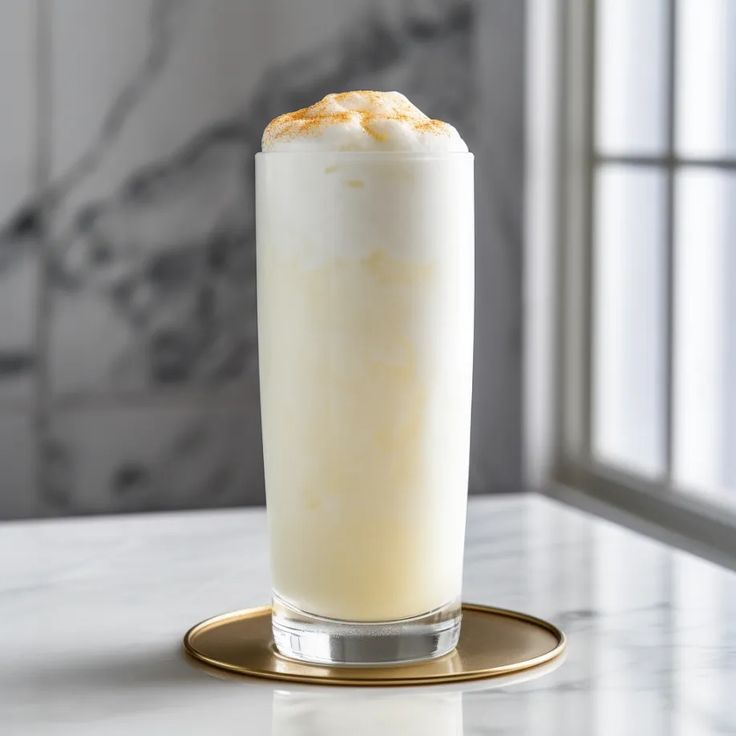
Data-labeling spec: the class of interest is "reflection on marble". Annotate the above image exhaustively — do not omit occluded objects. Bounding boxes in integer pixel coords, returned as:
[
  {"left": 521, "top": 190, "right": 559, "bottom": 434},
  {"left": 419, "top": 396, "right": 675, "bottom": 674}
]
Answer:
[
  {"left": 3, "top": 495, "right": 735, "bottom": 734},
  {"left": 267, "top": 658, "right": 567, "bottom": 736},
  {"left": 272, "top": 688, "right": 464, "bottom": 736}
]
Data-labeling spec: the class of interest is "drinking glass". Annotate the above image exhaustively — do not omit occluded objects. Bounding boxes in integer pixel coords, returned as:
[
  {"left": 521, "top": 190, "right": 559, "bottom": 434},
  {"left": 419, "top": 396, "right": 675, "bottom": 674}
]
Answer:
[{"left": 256, "top": 151, "right": 474, "bottom": 665}]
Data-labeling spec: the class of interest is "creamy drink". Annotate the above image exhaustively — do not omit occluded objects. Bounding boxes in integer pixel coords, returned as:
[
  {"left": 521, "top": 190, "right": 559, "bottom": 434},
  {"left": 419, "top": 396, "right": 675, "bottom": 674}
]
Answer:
[{"left": 256, "top": 91, "right": 474, "bottom": 664}]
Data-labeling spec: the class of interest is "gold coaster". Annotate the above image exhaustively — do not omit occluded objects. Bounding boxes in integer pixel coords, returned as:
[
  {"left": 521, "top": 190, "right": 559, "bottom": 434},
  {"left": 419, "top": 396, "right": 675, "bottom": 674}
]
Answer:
[{"left": 183, "top": 603, "right": 566, "bottom": 686}]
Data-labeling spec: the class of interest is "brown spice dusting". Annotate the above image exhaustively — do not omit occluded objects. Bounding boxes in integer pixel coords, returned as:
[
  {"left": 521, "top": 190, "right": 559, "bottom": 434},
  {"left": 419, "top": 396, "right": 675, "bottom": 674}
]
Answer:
[
  {"left": 415, "top": 118, "right": 452, "bottom": 135},
  {"left": 262, "top": 91, "right": 455, "bottom": 148},
  {"left": 360, "top": 119, "right": 387, "bottom": 142}
]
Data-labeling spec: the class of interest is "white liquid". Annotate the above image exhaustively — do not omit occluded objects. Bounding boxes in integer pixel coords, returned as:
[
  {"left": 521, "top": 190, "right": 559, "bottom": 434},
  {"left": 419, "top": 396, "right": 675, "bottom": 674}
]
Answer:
[{"left": 256, "top": 152, "right": 474, "bottom": 621}]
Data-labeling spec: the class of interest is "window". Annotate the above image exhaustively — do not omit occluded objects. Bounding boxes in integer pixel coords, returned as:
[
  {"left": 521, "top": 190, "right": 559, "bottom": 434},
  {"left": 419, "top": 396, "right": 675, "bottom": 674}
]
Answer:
[{"left": 550, "top": 0, "right": 736, "bottom": 557}]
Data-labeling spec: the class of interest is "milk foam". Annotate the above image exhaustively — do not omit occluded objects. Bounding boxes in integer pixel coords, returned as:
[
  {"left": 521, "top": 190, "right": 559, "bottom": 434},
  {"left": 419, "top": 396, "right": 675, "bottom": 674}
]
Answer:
[{"left": 262, "top": 91, "right": 468, "bottom": 153}]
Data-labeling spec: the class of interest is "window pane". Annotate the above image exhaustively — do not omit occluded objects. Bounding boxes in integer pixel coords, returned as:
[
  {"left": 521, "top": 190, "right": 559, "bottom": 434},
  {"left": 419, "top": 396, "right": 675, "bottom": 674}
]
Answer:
[
  {"left": 595, "top": 0, "right": 669, "bottom": 155},
  {"left": 674, "top": 170, "right": 736, "bottom": 502},
  {"left": 676, "top": 0, "right": 736, "bottom": 158},
  {"left": 593, "top": 166, "right": 667, "bottom": 477}
]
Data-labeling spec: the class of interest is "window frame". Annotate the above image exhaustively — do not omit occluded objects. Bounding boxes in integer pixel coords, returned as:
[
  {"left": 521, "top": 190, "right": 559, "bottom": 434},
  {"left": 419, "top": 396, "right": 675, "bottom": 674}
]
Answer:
[{"left": 540, "top": 0, "right": 736, "bottom": 566}]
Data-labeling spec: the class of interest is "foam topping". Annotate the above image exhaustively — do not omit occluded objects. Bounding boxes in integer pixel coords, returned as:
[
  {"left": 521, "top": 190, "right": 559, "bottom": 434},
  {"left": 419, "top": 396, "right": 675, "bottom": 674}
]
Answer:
[{"left": 261, "top": 91, "right": 468, "bottom": 152}]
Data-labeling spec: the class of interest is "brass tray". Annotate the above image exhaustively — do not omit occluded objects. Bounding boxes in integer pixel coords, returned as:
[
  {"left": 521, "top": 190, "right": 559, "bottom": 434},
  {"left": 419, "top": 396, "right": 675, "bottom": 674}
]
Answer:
[{"left": 184, "top": 603, "right": 566, "bottom": 686}]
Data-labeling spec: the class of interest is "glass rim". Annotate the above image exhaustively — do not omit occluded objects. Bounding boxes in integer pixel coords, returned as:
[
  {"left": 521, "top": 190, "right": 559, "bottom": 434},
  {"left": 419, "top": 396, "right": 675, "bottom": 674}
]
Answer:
[{"left": 255, "top": 150, "right": 474, "bottom": 160}]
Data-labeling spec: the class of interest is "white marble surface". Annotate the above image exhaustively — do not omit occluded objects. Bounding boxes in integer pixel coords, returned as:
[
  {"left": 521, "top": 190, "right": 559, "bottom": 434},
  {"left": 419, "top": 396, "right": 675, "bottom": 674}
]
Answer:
[{"left": 3, "top": 494, "right": 735, "bottom": 735}]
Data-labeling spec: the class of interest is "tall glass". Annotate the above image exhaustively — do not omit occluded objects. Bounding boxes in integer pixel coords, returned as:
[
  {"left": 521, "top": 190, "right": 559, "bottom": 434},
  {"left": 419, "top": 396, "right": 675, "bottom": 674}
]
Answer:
[{"left": 256, "top": 151, "right": 474, "bottom": 665}]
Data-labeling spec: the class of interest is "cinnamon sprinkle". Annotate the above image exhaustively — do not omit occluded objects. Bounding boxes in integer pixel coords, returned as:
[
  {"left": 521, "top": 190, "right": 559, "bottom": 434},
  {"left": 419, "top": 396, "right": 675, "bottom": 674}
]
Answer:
[{"left": 262, "top": 91, "right": 454, "bottom": 148}]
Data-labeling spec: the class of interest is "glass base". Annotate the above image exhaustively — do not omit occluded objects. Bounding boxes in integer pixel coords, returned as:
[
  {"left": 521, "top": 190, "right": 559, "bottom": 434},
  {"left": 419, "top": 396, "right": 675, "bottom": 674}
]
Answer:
[{"left": 271, "top": 594, "right": 462, "bottom": 666}]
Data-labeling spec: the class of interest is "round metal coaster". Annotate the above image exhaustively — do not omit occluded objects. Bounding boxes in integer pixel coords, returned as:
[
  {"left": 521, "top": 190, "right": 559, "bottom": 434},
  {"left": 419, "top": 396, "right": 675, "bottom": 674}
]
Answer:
[{"left": 183, "top": 603, "right": 566, "bottom": 686}]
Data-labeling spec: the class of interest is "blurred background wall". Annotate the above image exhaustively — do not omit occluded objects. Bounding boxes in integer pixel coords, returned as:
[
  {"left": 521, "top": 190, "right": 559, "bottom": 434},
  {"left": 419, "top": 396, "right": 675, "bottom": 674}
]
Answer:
[{"left": 0, "top": 0, "right": 525, "bottom": 518}]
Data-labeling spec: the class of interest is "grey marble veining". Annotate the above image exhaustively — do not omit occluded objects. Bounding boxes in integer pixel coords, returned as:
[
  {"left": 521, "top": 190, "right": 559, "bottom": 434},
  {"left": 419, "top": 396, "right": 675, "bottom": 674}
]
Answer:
[
  {"left": 46, "top": 0, "right": 478, "bottom": 391},
  {"left": 40, "top": 389, "right": 264, "bottom": 516},
  {"left": 0, "top": 413, "right": 35, "bottom": 517},
  {"left": 3, "top": 494, "right": 735, "bottom": 734},
  {"left": 0, "top": 0, "right": 38, "bottom": 404},
  {"left": 0, "top": 0, "right": 524, "bottom": 517}
]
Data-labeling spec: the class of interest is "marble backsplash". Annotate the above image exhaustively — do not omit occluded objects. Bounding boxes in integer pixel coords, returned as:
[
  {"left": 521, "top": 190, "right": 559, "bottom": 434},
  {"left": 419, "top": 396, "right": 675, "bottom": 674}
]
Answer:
[{"left": 0, "top": 0, "right": 525, "bottom": 518}]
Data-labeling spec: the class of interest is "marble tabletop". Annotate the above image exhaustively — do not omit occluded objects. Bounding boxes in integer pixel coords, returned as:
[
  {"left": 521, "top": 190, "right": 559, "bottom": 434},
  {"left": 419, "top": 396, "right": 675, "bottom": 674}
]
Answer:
[{"left": 3, "top": 494, "right": 735, "bottom": 735}]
